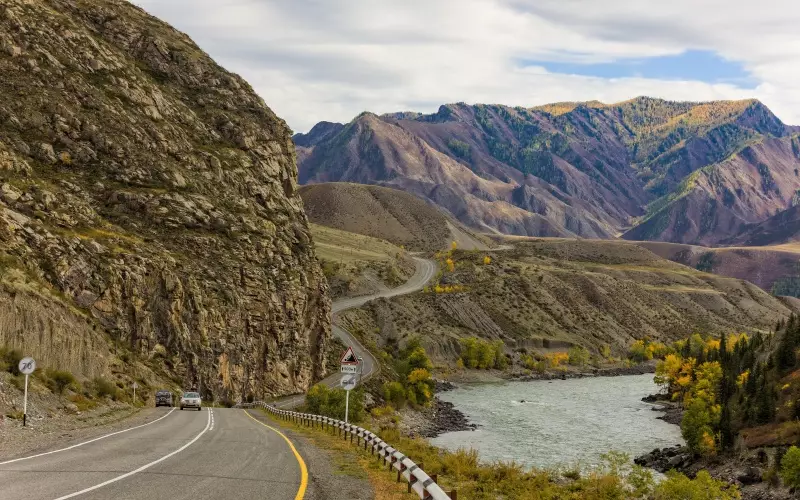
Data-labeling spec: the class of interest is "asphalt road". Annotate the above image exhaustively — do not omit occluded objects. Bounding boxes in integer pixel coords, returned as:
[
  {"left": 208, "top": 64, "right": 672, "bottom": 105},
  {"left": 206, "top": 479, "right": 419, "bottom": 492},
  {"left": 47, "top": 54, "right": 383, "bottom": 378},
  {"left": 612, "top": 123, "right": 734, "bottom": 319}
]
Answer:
[
  {"left": 275, "top": 256, "right": 438, "bottom": 409},
  {"left": 0, "top": 408, "right": 306, "bottom": 500}
]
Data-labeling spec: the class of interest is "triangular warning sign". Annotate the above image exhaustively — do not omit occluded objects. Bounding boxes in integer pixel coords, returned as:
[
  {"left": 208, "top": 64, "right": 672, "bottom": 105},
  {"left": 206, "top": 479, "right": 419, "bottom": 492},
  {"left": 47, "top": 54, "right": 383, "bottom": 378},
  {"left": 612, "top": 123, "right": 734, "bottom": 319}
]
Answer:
[{"left": 340, "top": 347, "right": 359, "bottom": 365}]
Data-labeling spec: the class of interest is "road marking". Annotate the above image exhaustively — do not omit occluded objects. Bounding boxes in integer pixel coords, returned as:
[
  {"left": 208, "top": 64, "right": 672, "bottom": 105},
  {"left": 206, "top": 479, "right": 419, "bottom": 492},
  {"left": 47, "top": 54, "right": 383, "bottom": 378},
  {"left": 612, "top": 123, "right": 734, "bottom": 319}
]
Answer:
[
  {"left": 51, "top": 408, "right": 212, "bottom": 500},
  {"left": 244, "top": 409, "right": 308, "bottom": 500},
  {"left": 209, "top": 408, "right": 215, "bottom": 431},
  {"left": 0, "top": 408, "right": 177, "bottom": 466}
]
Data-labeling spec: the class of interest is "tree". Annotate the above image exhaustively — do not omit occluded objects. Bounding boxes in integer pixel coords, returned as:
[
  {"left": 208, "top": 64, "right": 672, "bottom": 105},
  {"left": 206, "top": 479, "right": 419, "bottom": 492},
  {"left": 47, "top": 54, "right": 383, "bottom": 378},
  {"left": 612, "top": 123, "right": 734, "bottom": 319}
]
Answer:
[
  {"left": 781, "top": 446, "right": 800, "bottom": 489},
  {"left": 483, "top": 256, "right": 492, "bottom": 265},
  {"left": 567, "top": 346, "right": 590, "bottom": 366},
  {"left": 383, "top": 381, "right": 406, "bottom": 408},
  {"left": 407, "top": 368, "right": 434, "bottom": 406}
]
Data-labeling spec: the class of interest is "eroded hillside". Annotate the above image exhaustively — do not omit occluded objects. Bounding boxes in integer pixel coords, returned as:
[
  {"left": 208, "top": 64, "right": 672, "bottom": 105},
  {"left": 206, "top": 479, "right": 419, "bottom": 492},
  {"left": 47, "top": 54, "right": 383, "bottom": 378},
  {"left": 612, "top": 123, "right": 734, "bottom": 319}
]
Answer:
[
  {"left": 339, "top": 240, "right": 798, "bottom": 363},
  {"left": 0, "top": 0, "right": 329, "bottom": 401}
]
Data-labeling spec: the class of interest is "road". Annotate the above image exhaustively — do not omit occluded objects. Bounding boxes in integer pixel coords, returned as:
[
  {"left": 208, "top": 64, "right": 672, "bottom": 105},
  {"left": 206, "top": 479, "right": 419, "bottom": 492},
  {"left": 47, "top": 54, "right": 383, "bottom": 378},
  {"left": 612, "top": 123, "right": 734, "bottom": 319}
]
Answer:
[
  {"left": 0, "top": 408, "right": 306, "bottom": 500},
  {"left": 275, "top": 256, "right": 437, "bottom": 409}
]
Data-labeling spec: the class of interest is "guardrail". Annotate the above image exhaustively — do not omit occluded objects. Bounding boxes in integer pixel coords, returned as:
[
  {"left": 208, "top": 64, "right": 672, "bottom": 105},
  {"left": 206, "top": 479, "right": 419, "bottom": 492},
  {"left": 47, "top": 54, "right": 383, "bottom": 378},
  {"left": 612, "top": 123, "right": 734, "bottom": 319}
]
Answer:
[{"left": 240, "top": 401, "right": 457, "bottom": 500}]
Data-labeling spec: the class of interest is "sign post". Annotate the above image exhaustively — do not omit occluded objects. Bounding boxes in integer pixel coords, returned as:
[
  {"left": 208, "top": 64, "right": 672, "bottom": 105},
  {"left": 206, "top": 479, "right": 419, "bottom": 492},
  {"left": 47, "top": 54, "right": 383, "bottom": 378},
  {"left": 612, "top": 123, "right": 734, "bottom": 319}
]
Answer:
[
  {"left": 18, "top": 357, "right": 36, "bottom": 427},
  {"left": 341, "top": 375, "right": 357, "bottom": 423},
  {"left": 339, "top": 347, "right": 360, "bottom": 423}
]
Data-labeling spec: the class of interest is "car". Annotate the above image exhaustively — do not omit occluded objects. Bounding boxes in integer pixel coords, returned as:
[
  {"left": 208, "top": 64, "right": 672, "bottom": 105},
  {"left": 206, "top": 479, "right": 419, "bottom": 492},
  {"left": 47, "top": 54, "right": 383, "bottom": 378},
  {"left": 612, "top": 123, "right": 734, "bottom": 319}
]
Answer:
[
  {"left": 180, "top": 392, "right": 202, "bottom": 411},
  {"left": 155, "top": 390, "right": 173, "bottom": 407}
]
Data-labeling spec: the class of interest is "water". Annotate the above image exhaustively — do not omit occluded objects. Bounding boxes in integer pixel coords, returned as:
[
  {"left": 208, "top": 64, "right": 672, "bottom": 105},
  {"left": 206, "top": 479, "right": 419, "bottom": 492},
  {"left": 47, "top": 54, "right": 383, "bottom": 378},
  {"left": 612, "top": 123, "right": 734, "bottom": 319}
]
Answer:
[{"left": 430, "top": 374, "right": 683, "bottom": 470}]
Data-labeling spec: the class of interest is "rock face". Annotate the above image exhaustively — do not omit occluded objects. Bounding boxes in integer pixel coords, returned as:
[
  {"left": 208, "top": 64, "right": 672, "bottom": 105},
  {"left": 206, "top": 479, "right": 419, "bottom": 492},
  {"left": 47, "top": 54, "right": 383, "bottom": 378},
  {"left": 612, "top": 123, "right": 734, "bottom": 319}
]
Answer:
[
  {"left": 0, "top": 0, "right": 330, "bottom": 400},
  {"left": 297, "top": 98, "right": 800, "bottom": 244}
]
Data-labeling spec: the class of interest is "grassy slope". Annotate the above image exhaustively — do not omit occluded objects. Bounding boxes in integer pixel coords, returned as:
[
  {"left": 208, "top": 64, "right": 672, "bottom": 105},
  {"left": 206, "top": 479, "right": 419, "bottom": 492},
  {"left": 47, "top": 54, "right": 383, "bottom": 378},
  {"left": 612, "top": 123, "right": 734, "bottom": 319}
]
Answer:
[
  {"left": 309, "top": 223, "right": 415, "bottom": 299},
  {"left": 339, "top": 238, "right": 798, "bottom": 366}
]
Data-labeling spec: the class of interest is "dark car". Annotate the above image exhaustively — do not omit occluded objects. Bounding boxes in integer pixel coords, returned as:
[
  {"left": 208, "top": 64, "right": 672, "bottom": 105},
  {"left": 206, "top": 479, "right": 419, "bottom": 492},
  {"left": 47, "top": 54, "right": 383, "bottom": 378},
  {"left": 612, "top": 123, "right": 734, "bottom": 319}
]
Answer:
[{"left": 155, "top": 390, "right": 173, "bottom": 407}]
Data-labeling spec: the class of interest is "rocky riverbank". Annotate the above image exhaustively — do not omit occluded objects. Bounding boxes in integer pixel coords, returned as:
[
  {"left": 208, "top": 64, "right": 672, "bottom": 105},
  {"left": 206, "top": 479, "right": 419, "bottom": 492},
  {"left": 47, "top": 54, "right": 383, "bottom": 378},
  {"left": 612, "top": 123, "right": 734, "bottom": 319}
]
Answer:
[
  {"left": 511, "top": 362, "right": 656, "bottom": 382},
  {"left": 399, "top": 380, "right": 476, "bottom": 438}
]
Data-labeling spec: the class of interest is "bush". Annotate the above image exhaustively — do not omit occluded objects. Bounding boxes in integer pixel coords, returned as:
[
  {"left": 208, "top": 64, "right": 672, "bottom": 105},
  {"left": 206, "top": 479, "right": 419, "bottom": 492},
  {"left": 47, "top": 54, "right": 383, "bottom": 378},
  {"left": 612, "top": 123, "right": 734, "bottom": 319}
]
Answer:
[
  {"left": 383, "top": 381, "right": 406, "bottom": 408},
  {"left": 93, "top": 377, "right": 118, "bottom": 399},
  {"left": 781, "top": 446, "right": 800, "bottom": 489},
  {"left": 460, "top": 337, "right": 508, "bottom": 370},
  {"left": 654, "top": 470, "right": 739, "bottom": 499},
  {"left": 47, "top": 369, "right": 78, "bottom": 394},
  {"left": 1, "top": 346, "right": 24, "bottom": 375},
  {"left": 305, "top": 383, "right": 364, "bottom": 422},
  {"left": 568, "top": 346, "right": 590, "bottom": 366}
]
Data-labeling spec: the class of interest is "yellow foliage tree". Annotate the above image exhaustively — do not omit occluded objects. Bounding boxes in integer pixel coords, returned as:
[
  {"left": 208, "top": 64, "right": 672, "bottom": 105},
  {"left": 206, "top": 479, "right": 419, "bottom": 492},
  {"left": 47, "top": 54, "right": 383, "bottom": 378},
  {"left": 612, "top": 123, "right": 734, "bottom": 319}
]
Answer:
[
  {"left": 446, "top": 258, "right": 455, "bottom": 272},
  {"left": 483, "top": 256, "right": 492, "bottom": 265},
  {"left": 451, "top": 241, "right": 458, "bottom": 251}
]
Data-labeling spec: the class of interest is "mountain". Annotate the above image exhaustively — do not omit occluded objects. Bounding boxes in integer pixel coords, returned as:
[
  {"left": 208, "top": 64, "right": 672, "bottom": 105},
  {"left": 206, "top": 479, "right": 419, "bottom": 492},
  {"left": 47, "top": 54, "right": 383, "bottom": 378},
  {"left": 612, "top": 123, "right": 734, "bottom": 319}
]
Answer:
[
  {"left": 722, "top": 205, "right": 800, "bottom": 247},
  {"left": 297, "top": 98, "right": 800, "bottom": 244},
  {"left": 299, "top": 182, "right": 488, "bottom": 251},
  {"left": 633, "top": 241, "right": 800, "bottom": 292},
  {"left": 0, "top": 0, "right": 329, "bottom": 401}
]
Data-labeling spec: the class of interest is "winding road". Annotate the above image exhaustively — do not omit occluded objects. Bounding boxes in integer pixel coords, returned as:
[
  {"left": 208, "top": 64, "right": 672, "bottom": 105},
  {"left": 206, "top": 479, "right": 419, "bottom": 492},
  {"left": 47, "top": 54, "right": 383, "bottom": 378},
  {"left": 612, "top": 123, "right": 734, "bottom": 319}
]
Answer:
[
  {"left": 0, "top": 257, "right": 436, "bottom": 499},
  {"left": 275, "top": 256, "right": 438, "bottom": 409}
]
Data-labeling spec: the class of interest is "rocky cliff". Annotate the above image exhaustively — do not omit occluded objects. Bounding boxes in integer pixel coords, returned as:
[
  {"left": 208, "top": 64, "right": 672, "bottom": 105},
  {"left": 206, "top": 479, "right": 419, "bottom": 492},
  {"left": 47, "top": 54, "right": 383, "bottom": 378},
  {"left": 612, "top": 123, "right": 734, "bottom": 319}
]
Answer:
[{"left": 0, "top": 0, "right": 330, "bottom": 401}]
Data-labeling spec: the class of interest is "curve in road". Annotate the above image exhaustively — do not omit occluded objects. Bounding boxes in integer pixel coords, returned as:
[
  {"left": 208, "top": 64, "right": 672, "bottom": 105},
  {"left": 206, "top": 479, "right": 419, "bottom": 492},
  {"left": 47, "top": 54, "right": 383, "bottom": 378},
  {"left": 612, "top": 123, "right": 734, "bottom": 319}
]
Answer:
[{"left": 275, "top": 256, "right": 437, "bottom": 409}]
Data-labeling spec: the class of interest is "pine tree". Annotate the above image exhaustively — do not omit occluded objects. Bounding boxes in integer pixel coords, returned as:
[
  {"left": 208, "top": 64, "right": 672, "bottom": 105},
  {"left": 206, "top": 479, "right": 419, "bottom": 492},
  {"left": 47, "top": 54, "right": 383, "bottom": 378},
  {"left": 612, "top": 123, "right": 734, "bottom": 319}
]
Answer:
[{"left": 720, "top": 403, "right": 734, "bottom": 450}]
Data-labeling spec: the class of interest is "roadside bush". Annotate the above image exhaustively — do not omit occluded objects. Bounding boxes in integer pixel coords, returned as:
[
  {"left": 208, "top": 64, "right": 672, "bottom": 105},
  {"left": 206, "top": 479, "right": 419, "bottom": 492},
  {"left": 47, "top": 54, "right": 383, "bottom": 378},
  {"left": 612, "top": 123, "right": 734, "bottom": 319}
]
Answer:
[
  {"left": 46, "top": 369, "right": 78, "bottom": 394},
  {"left": 93, "top": 376, "right": 118, "bottom": 399},
  {"left": 305, "top": 383, "right": 364, "bottom": 422},
  {"left": 568, "top": 346, "right": 590, "bottom": 366},
  {"left": 781, "top": 446, "right": 800, "bottom": 489},
  {"left": 1, "top": 346, "right": 23, "bottom": 374},
  {"left": 383, "top": 381, "right": 406, "bottom": 408},
  {"left": 406, "top": 368, "right": 434, "bottom": 406}
]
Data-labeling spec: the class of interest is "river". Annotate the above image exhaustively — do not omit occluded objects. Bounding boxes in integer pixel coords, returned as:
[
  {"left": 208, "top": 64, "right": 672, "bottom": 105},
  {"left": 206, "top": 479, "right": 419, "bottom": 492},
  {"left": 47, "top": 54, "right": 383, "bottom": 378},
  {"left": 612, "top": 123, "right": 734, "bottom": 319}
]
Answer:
[{"left": 430, "top": 374, "right": 683, "bottom": 470}]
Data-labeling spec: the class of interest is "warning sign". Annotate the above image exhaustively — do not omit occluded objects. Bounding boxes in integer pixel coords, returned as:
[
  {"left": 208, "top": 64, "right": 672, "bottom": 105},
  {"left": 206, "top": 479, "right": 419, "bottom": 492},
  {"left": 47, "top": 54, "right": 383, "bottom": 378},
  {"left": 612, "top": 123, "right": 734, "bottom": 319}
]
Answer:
[{"left": 340, "top": 346, "right": 359, "bottom": 365}]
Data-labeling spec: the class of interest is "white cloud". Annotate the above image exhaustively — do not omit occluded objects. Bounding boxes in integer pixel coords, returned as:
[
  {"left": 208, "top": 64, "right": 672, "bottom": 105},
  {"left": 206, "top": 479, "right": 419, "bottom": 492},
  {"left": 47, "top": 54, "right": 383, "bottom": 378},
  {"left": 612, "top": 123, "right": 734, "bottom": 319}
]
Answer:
[{"left": 129, "top": 0, "right": 800, "bottom": 132}]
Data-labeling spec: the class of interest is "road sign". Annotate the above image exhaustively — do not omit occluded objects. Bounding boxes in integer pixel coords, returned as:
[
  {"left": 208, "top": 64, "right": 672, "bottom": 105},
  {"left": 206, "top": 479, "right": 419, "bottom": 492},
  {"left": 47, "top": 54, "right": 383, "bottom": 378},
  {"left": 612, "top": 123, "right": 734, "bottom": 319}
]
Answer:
[
  {"left": 340, "top": 365, "right": 358, "bottom": 374},
  {"left": 340, "top": 347, "right": 358, "bottom": 365},
  {"left": 18, "top": 357, "right": 35, "bottom": 375},
  {"left": 18, "top": 357, "right": 35, "bottom": 427},
  {"left": 341, "top": 375, "right": 357, "bottom": 391}
]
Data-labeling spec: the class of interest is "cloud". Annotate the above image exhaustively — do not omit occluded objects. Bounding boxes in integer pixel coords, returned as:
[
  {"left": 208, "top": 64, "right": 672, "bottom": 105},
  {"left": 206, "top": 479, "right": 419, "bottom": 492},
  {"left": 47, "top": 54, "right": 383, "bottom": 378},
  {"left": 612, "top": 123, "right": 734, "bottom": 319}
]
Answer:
[{"left": 129, "top": 0, "right": 800, "bottom": 132}]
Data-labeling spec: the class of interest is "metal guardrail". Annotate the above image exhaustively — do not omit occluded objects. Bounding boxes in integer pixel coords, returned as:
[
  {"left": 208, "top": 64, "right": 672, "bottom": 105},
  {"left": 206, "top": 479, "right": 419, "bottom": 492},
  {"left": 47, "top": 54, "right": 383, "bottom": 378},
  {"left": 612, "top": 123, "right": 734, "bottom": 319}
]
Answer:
[{"left": 240, "top": 401, "right": 457, "bottom": 500}]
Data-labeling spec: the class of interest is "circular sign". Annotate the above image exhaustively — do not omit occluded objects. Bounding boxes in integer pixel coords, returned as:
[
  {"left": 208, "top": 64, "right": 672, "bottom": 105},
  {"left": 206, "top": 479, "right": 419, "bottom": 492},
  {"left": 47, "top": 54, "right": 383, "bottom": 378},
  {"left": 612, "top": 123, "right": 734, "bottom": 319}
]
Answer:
[
  {"left": 341, "top": 375, "right": 357, "bottom": 391},
  {"left": 18, "top": 357, "right": 36, "bottom": 375}
]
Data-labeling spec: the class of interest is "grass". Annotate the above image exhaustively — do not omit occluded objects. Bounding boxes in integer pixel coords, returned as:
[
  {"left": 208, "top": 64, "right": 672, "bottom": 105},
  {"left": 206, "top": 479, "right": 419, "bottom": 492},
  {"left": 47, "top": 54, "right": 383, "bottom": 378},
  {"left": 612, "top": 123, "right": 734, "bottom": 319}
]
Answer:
[{"left": 310, "top": 224, "right": 406, "bottom": 264}]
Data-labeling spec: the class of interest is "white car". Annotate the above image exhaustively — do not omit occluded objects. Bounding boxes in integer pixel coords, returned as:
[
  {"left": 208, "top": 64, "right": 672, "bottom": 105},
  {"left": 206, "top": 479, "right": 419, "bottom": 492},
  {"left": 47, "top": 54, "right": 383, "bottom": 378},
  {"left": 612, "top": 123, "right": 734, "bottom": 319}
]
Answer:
[{"left": 180, "top": 392, "right": 202, "bottom": 411}]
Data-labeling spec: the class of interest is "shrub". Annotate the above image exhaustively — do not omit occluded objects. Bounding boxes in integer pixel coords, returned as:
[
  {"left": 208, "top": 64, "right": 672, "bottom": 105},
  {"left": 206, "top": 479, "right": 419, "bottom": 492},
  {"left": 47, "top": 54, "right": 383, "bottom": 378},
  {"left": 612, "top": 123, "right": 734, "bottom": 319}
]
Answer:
[
  {"left": 781, "top": 446, "right": 800, "bottom": 489},
  {"left": 568, "top": 346, "right": 590, "bottom": 366},
  {"left": 460, "top": 337, "right": 508, "bottom": 370},
  {"left": 47, "top": 369, "right": 77, "bottom": 394},
  {"left": 93, "top": 377, "right": 118, "bottom": 399},
  {"left": 383, "top": 381, "right": 406, "bottom": 408},
  {"left": 305, "top": 383, "right": 364, "bottom": 422},
  {"left": 1, "top": 347, "right": 23, "bottom": 375},
  {"left": 654, "top": 470, "right": 739, "bottom": 499}
]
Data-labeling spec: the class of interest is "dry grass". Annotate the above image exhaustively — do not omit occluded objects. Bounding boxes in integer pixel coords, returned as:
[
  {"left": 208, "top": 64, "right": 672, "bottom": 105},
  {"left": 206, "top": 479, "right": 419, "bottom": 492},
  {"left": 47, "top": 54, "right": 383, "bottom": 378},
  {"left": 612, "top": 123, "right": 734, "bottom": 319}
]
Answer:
[{"left": 310, "top": 224, "right": 404, "bottom": 264}]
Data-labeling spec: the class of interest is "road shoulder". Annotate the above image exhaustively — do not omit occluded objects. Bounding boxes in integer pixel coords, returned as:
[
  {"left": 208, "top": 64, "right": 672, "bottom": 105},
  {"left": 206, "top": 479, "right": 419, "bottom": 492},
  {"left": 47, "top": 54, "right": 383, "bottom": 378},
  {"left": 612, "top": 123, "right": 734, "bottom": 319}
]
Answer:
[
  {"left": 0, "top": 404, "right": 160, "bottom": 461},
  {"left": 246, "top": 409, "right": 376, "bottom": 500}
]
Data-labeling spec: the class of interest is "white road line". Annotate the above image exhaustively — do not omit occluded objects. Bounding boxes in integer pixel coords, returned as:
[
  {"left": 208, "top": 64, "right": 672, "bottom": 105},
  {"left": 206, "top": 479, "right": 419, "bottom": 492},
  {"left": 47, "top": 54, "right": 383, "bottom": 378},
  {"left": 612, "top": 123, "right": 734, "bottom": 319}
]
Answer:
[
  {"left": 51, "top": 408, "right": 212, "bottom": 500},
  {"left": 0, "top": 408, "right": 177, "bottom": 466},
  {"left": 209, "top": 409, "right": 215, "bottom": 431}
]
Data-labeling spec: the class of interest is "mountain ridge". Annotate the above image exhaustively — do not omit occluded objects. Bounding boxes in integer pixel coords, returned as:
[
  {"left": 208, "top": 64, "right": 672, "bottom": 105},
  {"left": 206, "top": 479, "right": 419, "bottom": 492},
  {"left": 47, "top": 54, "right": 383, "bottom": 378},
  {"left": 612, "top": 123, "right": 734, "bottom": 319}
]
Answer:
[{"left": 296, "top": 97, "right": 800, "bottom": 246}]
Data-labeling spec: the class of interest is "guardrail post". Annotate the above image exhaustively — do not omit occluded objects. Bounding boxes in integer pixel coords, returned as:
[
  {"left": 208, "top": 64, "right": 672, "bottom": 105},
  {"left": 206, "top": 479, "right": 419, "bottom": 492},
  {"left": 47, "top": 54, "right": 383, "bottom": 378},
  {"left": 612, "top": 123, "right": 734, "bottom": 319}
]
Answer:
[{"left": 449, "top": 490, "right": 458, "bottom": 500}]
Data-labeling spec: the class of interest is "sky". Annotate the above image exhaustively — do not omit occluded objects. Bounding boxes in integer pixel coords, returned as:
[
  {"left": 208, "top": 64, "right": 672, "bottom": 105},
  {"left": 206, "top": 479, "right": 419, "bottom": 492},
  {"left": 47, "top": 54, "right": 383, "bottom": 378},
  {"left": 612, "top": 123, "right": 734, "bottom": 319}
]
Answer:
[{"left": 129, "top": 0, "right": 800, "bottom": 133}]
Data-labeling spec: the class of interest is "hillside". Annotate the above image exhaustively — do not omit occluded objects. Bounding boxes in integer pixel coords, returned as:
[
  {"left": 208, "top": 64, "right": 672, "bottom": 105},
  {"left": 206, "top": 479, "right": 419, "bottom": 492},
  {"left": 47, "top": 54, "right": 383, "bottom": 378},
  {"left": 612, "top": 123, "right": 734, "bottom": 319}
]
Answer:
[
  {"left": 0, "top": 0, "right": 329, "bottom": 403},
  {"left": 723, "top": 204, "right": 800, "bottom": 246},
  {"left": 633, "top": 241, "right": 800, "bottom": 292},
  {"left": 299, "top": 182, "right": 488, "bottom": 251},
  {"left": 297, "top": 98, "right": 800, "bottom": 245},
  {"left": 338, "top": 239, "right": 799, "bottom": 365},
  {"left": 309, "top": 223, "right": 415, "bottom": 299}
]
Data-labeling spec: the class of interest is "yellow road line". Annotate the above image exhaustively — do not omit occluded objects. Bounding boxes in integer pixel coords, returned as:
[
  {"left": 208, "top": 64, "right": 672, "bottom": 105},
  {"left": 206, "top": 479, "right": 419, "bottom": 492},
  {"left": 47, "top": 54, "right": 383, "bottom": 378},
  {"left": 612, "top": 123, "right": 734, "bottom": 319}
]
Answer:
[{"left": 244, "top": 409, "right": 308, "bottom": 500}]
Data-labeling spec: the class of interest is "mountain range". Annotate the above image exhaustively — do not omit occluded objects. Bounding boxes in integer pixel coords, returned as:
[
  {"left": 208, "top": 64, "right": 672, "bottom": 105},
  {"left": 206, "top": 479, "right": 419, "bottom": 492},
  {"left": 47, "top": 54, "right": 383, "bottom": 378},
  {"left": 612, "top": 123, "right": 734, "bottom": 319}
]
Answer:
[{"left": 296, "top": 98, "right": 800, "bottom": 246}]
